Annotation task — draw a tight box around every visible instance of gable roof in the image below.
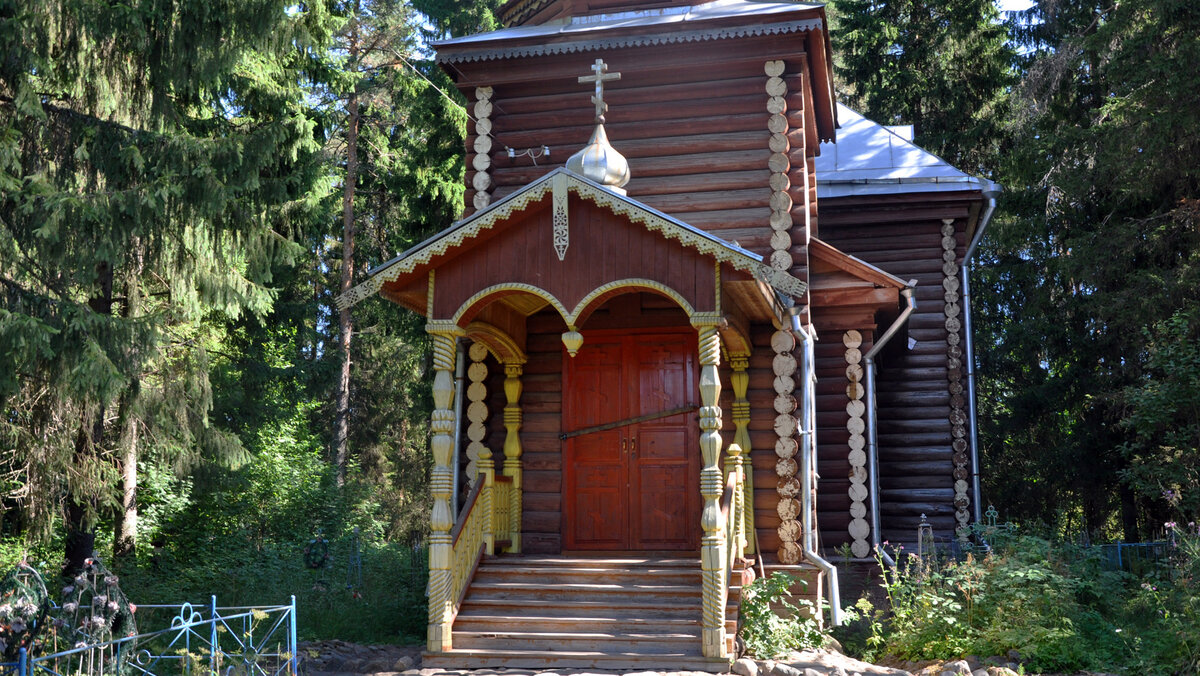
[437,1,825,61]
[336,168,807,310]
[815,104,999,199]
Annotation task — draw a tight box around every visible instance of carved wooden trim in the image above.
[502,363,524,553]
[697,326,726,658]
[765,60,794,273]
[425,324,463,652]
[941,219,971,541]
[472,87,494,211]
[729,353,756,554]
[338,171,808,310]
[465,342,490,486]
[771,329,803,565]
[844,330,870,558]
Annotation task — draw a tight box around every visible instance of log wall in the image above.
[817,193,979,546]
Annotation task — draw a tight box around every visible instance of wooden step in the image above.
[453,629,703,652]
[421,647,731,672]
[431,554,747,671]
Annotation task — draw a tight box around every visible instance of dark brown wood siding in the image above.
[818,193,979,545]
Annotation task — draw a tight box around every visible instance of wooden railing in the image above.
[716,442,747,656]
[437,468,518,648]
[493,476,513,546]
[449,480,487,616]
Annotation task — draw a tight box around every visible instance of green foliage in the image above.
[738,572,826,659]
[852,531,1200,675]
[975,0,1200,539]
[829,0,1015,176]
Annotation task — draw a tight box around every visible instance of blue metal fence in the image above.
[0,597,297,676]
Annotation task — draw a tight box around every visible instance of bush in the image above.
[850,528,1200,675]
[738,572,826,658]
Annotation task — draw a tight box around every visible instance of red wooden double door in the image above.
[564,331,700,551]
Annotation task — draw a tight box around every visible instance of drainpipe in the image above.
[791,315,843,627]
[450,340,466,518]
[961,191,999,525]
[863,285,917,568]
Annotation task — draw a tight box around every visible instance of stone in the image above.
[940,661,972,676]
[770,664,802,676]
[803,669,823,676]
[972,670,989,676]
[365,658,394,672]
[732,658,759,676]
[985,669,1019,676]
[392,657,415,671]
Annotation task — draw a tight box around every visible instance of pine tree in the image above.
[0,0,337,569]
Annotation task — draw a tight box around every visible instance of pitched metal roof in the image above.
[433,0,824,63]
[815,104,999,198]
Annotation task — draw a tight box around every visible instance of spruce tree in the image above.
[0,0,336,569]
[976,0,1200,536]
[830,0,1015,175]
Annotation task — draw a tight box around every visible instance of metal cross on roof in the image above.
[578,58,621,123]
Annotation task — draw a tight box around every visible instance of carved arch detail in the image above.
[464,321,528,365]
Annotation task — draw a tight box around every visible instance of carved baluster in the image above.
[725,442,746,560]
[729,354,755,553]
[696,323,726,658]
[426,324,463,652]
[502,362,525,553]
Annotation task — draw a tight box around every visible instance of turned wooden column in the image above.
[426,323,463,652]
[502,362,525,553]
[696,321,726,658]
[729,353,755,553]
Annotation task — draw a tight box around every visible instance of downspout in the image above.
[864,285,917,568]
[791,315,843,627]
[450,340,466,518]
[961,191,999,525]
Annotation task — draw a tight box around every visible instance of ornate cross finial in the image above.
[578,58,621,123]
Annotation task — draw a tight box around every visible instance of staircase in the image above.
[421,554,744,671]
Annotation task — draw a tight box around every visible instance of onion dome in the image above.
[566,122,631,194]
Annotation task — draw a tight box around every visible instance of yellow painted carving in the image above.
[424,325,463,652]
[502,363,524,553]
[729,353,756,554]
[464,321,528,366]
[697,326,727,658]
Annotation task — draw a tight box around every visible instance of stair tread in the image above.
[457,629,701,638]
[456,613,702,624]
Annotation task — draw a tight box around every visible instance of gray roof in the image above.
[433,0,823,62]
[816,104,998,198]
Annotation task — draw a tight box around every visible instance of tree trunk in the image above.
[113,412,139,558]
[65,261,114,574]
[333,13,361,487]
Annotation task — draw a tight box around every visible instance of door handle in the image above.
[622,438,627,455]
[630,438,636,457]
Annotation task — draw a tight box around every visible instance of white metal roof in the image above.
[816,104,998,198]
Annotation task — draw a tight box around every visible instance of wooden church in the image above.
[339,0,998,669]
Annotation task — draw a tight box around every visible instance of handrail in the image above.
[451,479,485,546]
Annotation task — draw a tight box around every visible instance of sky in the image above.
[997,0,1034,11]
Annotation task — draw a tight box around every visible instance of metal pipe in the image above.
[962,265,983,524]
[791,315,843,627]
[863,286,917,568]
[450,339,466,518]
[962,192,997,524]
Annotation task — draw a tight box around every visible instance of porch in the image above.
[337,169,820,667]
